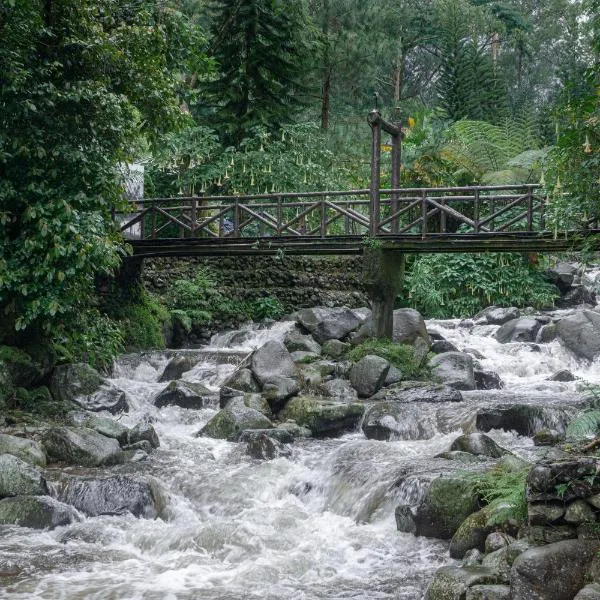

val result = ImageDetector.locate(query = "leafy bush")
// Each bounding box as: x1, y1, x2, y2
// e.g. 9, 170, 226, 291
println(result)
53, 309, 124, 372
250, 296, 285, 320
347, 340, 425, 378
116, 291, 169, 351
406, 252, 558, 318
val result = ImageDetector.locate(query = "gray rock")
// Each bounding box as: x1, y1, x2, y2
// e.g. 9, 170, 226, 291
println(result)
475, 306, 521, 325
68, 411, 131, 446
574, 584, 600, 600
431, 340, 459, 353
537, 323, 558, 343
221, 368, 260, 393
506, 539, 533, 565
362, 402, 436, 441
349, 355, 390, 397
533, 428, 564, 446
496, 317, 541, 343
511, 540, 596, 600
556, 310, 600, 361
153, 380, 217, 409
425, 566, 500, 600
236, 429, 295, 444
528, 502, 565, 525
296, 307, 361, 344
475, 370, 503, 390
251, 341, 296, 385
463, 549, 484, 566
436, 451, 487, 464
392, 308, 430, 347
245, 434, 291, 460
384, 365, 403, 386
521, 525, 577, 545
556, 286, 596, 308
54, 475, 165, 519
277, 395, 364, 437
42, 427, 124, 467
466, 585, 511, 600
429, 352, 476, 390
450, 507, 495, 559
545, 262, 577, 293
371, 381, 462, 403
158, 356, 195, 381
129, 422, 160, 449
395, 504, 416, 533
482, 547, 511, 583
477, 404, 571, 438
449, 433, 508, 458
290, 351, 319, 363
0, 433, 46, 466
549, 369, 576, 382
0, 454, 48, 498
321, 339, 350, 358
320, 379, 358, 402
415, 476, 479, 539
50, 363, 129, 414
527, 459, 600, 502
485, 532, 515, 554
0, 495, 80, 529
284, 329, 322, 354
262, 376, 300, 410
197, 398, 273, 441
564, 499, 596, 524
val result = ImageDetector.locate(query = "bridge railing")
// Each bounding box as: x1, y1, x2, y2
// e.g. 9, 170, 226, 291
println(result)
118, 184, 545, 241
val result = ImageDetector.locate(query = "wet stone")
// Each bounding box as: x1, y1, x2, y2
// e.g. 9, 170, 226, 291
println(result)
564, 499, 596, 524
528, 501, 565, 525
466, 585, 511, 600
395, 504, 416, 534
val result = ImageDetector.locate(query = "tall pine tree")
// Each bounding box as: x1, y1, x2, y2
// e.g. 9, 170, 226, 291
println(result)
205, 0, 311, 145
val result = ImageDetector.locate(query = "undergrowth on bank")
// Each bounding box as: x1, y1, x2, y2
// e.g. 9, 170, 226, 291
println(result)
347, 340, 426, 378
405, 253, 558, 318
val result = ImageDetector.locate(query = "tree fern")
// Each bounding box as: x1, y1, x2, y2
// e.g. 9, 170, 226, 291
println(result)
566, 410, 600, 441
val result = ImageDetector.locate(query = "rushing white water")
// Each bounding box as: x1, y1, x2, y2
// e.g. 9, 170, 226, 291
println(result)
2, 315, 600, 599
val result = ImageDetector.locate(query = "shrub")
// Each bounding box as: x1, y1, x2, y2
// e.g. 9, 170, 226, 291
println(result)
117, 291, 169, 351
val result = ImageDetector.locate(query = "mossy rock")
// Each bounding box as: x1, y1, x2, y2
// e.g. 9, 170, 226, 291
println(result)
0, 345, 45, 390
415, 475, 480, 539
0, 495, 79, 529
198, 398, 273, 441
277, 395, 364, 437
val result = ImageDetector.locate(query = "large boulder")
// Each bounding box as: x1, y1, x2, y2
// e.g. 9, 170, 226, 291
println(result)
466, 585, 511, 600
415, 475, 480, 539
349, 355, 390, 398
68, 411, 131, 446
42, 427, 124, 467
277, 395, 364, 437
0, 495, 80, 529
320, 379, 358, 402
555, 286, 596, 308
296, 307, 361, 344
545, 262, 577, 293
0, 454, 48, 498
511, 540, 597, 600
370, 381, 462, 403
153, 380, 217, 409
449, 433, 508, 458
474, 306, 520, 326
283, 329, 322, 355
198, 398, 273, 441
158, 356, 196, 382
429, 352, 476, 391
392, 308, 429, 344
245, 434, 291, 460
425, 566, 500, 600
527, 458, 600, 502
221, 368, 260, 394
556, 310, 600, 361
0, 433, 46, 466
495, 317, 541, 344
362, 402, 437, 441
54, 475, 166, 519
476, 404, 571, 437
50, 363, 129, 414
0, 345, 46, 389
250, 341, 296, 386
129, 422, 160, 449
261, 376, 300, 411
574, 585, 600, 600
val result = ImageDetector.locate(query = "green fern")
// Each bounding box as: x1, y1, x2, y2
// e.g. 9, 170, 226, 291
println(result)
566, 409, 600, 441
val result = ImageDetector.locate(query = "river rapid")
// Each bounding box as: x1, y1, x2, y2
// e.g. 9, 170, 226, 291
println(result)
1, 313, 600, 600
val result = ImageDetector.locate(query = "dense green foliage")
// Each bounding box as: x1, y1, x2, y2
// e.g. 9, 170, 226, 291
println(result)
0, 0, 186, 337
406, 253, 558, 318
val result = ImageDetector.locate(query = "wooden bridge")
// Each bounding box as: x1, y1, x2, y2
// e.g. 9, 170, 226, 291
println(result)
120, 110, 599, 258
120, 184, 599, 257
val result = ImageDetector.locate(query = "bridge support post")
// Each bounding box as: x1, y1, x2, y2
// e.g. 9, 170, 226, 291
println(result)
363, 248, 405, 339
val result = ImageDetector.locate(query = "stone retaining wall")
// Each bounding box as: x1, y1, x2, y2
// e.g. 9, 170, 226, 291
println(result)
142, 255, 369, 311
